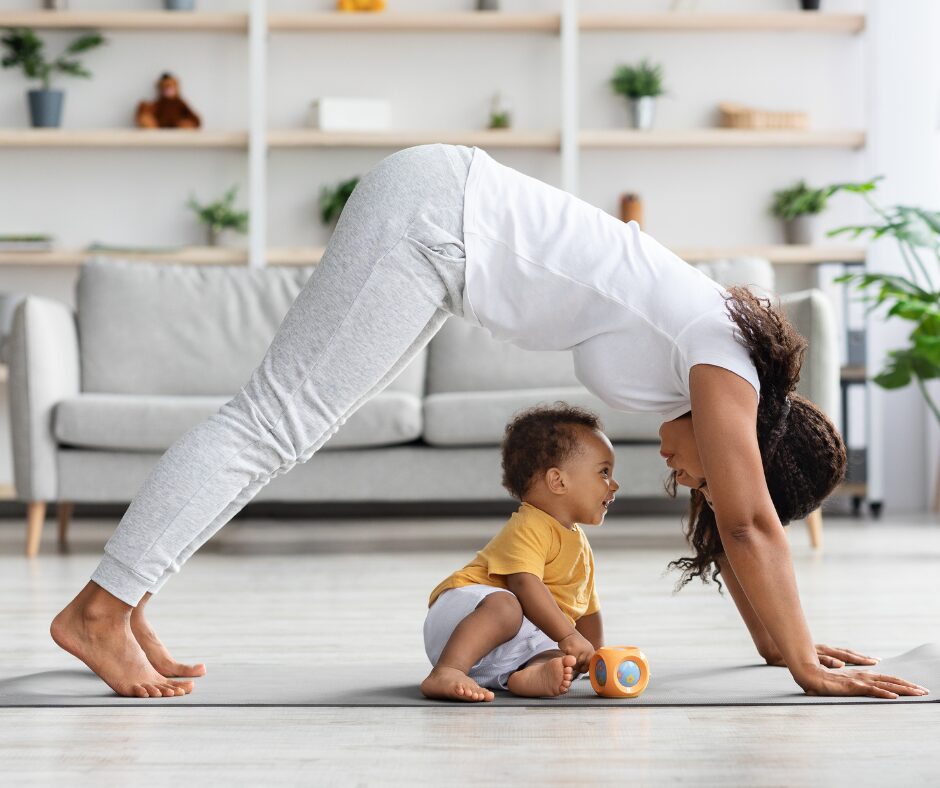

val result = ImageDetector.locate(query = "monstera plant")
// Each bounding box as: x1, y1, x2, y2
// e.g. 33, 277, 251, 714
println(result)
828, 177, 940, 423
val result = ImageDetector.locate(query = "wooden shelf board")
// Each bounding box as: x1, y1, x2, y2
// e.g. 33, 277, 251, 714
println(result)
0, 11, 248, 31
676, 245, 866, 264
267, 248, 326, 266
0, 129, 864, 151
0, 245, 862, 268
0, 11, 864, 35
580, 12, 865, 34
841, 365, 868, 382
836, 481, 868, 497
0, 248, 248, 266
268, 12, 559, 33
581, 129, 865, 149
268, 129, 560, 149
0, 129, 248, 149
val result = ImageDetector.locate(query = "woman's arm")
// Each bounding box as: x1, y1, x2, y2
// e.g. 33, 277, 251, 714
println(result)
690, 364, 925, 699
716, 556, 779, 662
718, 556, 877, 668
575, 611, 604, 650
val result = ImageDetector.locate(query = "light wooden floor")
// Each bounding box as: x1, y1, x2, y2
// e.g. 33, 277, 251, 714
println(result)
1, 512, 938, 786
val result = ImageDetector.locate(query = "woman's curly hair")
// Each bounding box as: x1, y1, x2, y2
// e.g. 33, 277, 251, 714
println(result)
668, 286, 847, 591
501, 403, 603, 500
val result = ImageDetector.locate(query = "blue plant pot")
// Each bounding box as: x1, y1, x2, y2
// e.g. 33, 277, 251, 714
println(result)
28, 89, 64, 128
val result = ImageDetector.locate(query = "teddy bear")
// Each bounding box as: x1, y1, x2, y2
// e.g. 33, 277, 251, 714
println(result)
136, 72, 201, 129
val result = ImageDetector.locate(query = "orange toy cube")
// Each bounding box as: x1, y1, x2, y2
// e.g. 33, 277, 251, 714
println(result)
589, 646, 650, 698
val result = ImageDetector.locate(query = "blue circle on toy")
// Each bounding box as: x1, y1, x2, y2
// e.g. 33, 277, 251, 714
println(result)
595, 657, 607, 686
617, 659, 641, 687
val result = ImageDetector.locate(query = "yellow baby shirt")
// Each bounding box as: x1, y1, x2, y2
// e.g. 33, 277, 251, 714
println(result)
428, 502, 599, 625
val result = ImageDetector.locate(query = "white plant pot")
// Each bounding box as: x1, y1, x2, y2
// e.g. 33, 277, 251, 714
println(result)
629, 97, 657, 130
783, 214, 818, 245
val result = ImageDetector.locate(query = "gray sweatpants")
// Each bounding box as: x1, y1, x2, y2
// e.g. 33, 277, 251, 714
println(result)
91, 144, 474, 606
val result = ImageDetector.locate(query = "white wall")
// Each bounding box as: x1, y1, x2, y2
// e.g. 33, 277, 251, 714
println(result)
5, 0, 933, 512
863, 0, 940, 512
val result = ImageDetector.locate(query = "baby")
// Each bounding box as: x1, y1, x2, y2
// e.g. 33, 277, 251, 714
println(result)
420, 403, 619, 702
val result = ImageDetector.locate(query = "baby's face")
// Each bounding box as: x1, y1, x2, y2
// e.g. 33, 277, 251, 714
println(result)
561, 428, 619, 526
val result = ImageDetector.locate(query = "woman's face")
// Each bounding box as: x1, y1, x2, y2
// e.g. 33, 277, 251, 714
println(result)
658, 413, 712, 505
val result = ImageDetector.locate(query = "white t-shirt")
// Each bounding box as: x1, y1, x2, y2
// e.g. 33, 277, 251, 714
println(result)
460, 148, 761, 422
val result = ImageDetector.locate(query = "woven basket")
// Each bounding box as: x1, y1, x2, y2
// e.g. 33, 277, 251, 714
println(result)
718, 102, 809, 130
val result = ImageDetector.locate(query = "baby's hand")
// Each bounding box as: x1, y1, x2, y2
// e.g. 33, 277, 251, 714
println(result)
558, 632, 595, 674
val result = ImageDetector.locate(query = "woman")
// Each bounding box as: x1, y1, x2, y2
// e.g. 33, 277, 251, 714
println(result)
51, 144, 926, 700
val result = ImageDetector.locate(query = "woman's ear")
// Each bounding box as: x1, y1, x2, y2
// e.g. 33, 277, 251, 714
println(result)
544, 467, 567, 495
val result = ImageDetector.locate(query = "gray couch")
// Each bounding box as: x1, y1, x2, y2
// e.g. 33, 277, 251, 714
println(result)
8, 257, 839, 556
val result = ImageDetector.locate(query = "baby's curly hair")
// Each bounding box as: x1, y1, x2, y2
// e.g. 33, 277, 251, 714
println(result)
501, 403, 604, 500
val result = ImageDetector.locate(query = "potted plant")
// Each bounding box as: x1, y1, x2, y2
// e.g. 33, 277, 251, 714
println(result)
488, 92, 512, 130
610, 59, 666, 131
772, 179, 874, 243
826, 178, 940, 414
320, 176, 360, 225
771, 180, 830, 244
187, 186, 249, 246
1, 27, 105, 128
165, 0, 196, 10
800, 0, 821, 10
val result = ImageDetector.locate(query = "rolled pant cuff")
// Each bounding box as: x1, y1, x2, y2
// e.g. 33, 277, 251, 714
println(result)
90, 554, 154, 607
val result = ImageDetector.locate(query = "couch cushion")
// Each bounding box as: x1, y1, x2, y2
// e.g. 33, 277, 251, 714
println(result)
693, 257, 775, 295
423, 387, 666, 447
54, 391, 423, 452
426, 318, 579, 395
77, 259, 427, 399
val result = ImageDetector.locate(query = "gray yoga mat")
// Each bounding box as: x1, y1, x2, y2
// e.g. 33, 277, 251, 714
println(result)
1, 644, 937, 707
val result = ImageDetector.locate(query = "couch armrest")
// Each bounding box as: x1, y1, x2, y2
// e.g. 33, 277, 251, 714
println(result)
779, 289, 840, 425
8, 297, 80, 500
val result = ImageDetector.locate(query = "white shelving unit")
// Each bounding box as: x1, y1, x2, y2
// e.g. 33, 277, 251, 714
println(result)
0, 6, 867, 268
0, 4, 878, 508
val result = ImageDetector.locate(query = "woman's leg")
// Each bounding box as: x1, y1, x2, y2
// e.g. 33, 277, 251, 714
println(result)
51, 143, 472, 697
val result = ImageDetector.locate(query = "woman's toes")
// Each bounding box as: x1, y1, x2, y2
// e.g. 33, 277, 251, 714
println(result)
132, 684, 149, 699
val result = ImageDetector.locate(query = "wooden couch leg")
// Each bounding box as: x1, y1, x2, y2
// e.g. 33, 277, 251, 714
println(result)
58, 502, 74, 551
806, 508, 823, 549
26, 501, 47, 558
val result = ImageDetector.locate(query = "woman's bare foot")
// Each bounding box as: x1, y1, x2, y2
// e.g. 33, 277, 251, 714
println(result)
130, 595, 206, 679
50, 582, 194, 699
420, 666, 495, 702
506, 654, 576, 698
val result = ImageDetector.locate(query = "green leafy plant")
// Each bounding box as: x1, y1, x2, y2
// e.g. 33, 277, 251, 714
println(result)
771, 179, 877, 221
488, 110, 511, 129
1, 27, 106, 90
771, 180, 830, 220
827, 177, 940, 421
187, 186, 249, 241
320, 176, 360, 225
610, 59, 666, 100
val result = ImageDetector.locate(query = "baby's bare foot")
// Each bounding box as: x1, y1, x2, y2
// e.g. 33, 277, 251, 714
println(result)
130, 608, 206, 679
51, 597, 193, 699
506, 655, 576, 698
421, 666, 494, 702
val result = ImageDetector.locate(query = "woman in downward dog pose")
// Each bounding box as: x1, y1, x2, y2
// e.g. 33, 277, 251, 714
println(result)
52, 144, 926, 700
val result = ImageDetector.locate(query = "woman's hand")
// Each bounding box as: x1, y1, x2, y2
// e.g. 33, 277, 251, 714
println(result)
764, 643, 881, 669
558, 632, 595, 673
796, 665, 929, 699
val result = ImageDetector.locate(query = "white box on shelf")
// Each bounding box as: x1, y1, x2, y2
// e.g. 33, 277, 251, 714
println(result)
309, 98, 390, 131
